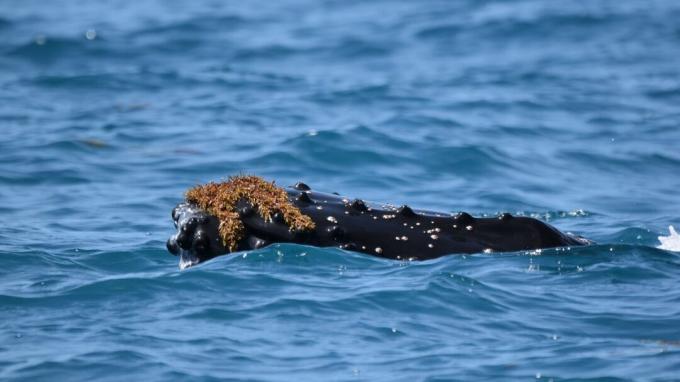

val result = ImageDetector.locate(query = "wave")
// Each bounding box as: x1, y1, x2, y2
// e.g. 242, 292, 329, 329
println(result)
7, 241, 678, 298
7, 36, 113, 63
414, 9, 636, 44
3, 241, 680, 381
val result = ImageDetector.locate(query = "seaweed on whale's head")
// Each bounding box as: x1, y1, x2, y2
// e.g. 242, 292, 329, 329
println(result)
185, 175, 316, 251
168, 175, 316, 268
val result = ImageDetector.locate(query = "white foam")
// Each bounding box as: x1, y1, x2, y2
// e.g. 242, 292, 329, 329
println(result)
179, 250, 199, 270
657, 226, 680, 252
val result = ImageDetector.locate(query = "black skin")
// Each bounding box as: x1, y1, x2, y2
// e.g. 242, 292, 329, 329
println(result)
167, 182, 591, 268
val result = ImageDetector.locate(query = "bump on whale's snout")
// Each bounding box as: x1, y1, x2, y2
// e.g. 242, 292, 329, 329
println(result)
166, 236, 180, 255
168, 203, 228, 269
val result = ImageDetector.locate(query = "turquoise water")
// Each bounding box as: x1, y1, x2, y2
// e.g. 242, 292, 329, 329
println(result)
2, 1, 680, 380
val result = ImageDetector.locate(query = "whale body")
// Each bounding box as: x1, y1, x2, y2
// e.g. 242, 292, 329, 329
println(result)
167, 182, 591, 268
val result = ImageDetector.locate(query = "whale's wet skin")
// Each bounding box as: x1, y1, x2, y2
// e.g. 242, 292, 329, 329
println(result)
167, 182, 591, 268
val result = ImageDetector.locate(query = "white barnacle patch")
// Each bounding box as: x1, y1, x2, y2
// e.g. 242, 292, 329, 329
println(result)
453, 224, 458, 229
382, 214, 396, 220
430, 234, 439, 240
401, 235, 408, 241
483, 248, 493, 253
316, 206, 323, 210
428, 243, 434, 248
416, 222, 421, 226
326, 216, 338, 224
375, 247, 383, 254
465, 225, 473, 231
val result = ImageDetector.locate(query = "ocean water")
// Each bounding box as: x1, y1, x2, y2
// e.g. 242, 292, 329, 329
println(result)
1, 0, 680, 380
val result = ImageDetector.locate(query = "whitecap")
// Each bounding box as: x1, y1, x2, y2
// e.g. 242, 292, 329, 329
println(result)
657, 226, 680, 252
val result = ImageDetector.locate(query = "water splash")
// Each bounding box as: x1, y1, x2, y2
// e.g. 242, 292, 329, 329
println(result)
658, 225, 680, 252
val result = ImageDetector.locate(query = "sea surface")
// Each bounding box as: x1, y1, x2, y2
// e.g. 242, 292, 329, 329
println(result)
1, 1, 680, 381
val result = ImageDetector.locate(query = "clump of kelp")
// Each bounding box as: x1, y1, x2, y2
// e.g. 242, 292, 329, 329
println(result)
185, 175, 315, 251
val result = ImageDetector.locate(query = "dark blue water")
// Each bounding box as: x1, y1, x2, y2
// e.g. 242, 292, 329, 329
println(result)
2, 1, 680, 380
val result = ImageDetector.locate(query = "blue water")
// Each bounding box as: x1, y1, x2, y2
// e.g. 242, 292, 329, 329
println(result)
2, 0, 680, 380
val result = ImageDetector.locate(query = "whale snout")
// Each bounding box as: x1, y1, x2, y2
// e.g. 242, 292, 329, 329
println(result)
168, 203, 228, 269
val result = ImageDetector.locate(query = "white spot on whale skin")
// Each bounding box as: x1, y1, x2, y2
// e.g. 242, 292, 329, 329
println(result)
658, 226, 680, 252
326, 216, 337, 223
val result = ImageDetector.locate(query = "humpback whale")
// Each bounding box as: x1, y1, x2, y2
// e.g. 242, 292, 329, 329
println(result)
167, 176, 591, 269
